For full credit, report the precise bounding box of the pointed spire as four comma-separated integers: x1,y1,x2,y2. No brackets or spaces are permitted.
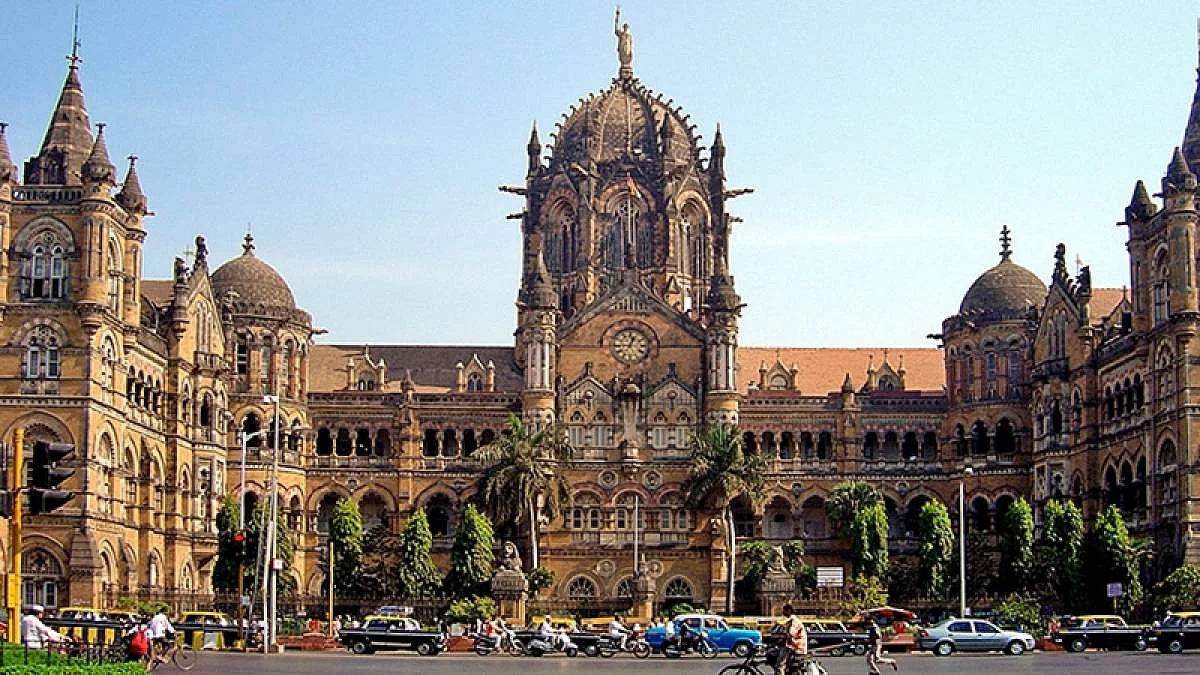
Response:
710,124,726,181
26,41,93,185
841,373,854,393
116,155,148,214
0,122,15,185
242,232,256,256
1124,179,1156,223
1185,18,1200,171
1163,146,1198,204
527,244,557,309
526,121,541,176
999,225,1012,261
81,121,115,185
1169,145,1193,179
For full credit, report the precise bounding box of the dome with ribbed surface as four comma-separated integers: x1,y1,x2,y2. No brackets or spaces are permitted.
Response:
210,234,296,310
959,258,1046,319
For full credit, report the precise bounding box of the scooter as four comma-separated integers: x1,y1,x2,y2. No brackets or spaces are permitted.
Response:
473,631,523,656
598,629,652,658
662,630,718,658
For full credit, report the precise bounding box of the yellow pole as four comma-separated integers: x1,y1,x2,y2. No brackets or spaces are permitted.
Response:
8,427,24,645
327,537,334,638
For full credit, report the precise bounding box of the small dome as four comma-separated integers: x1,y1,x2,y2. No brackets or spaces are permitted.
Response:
210,234,296,310
959,258,1046,319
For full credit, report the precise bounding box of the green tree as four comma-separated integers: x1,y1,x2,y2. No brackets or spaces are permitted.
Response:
840,574,888,615
443,503,495,598
998,497,1034,595
996,593,1044,634
682,425,767,614
916,500,955,600
1039,499,1084,609
444,596,498,623
213,493,241,592
394,508,443,597
828,481,888,579
1152,563,1200,611
249,498,296,595
1088,505,1145,614
329,497,364,595
527,566,556,596
475,414,573,569
360,524,400,596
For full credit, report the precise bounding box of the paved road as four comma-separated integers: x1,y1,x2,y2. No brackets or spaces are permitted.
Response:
183,650,1200,674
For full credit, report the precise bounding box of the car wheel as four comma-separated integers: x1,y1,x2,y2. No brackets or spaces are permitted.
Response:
1068,638,1086,653
1133,637,1148,652
1167,638,1184,654
350,640,370,655
1006,640,1026,656
830,645,845,657
934,641,954,656
583,644,599,657
852,643,868,656
732,641,752,659
416,642,435,656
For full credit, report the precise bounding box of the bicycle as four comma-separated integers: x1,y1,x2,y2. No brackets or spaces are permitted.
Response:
146,636,196,672
719,643,829,675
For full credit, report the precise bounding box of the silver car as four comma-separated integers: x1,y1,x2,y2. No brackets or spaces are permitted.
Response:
917,619,1037,656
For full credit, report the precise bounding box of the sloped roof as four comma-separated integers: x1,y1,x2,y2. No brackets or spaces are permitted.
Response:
308,344,520,393
1090,287,1125,320
141,279,175,307
737,347,945,394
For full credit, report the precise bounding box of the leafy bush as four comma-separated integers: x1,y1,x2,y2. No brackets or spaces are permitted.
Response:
662,602,696,619
444,595,498,623
1153,563,1200,611
527,566,555,596
0,643,145,674
996,593,1044,635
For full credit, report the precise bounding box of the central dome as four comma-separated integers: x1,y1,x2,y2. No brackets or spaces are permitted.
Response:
549,77,701,169
210,234,296,310
959,258,1046,319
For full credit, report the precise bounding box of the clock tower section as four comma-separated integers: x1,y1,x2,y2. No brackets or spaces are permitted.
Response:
507,19,748,456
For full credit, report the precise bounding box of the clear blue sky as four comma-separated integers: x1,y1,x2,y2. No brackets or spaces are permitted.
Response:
5,1,1199,347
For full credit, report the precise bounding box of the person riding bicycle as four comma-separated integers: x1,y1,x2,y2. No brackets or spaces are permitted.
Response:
774,604,808,675
608,614,629,651
147,610,176,664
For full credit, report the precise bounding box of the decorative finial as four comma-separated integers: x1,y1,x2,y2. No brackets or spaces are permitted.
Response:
0,122,7,134
127,154,137,167
242,231,255,256
96,121,106,135
999,225,1012,261
614,6,633,79
67,4,82,68
194,235,208,266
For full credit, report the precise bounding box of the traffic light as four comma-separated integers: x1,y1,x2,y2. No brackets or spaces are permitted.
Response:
29,441,75,514
233,530,247,562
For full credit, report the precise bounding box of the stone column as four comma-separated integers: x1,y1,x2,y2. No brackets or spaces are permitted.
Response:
490,568,528,627
631,565,656,621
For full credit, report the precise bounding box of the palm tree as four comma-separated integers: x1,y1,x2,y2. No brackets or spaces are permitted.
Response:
682,425,766,614
474,413,572,570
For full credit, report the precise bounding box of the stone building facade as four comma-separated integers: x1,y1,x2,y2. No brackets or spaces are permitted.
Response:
2,27,1199,612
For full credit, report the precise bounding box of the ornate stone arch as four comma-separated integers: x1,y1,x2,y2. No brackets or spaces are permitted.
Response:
12,216,76,253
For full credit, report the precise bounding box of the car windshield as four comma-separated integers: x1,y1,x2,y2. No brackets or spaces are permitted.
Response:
1162,616,1183,627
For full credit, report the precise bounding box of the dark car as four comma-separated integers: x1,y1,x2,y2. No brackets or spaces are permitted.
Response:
339,616,445,656
805,619,869,656
1153,612,1200,653
1052,615,1149,652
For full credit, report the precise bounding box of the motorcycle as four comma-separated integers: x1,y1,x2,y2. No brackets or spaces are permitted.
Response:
598,630,652,658
523,630,579,657
473,631,523,656
663,630,718,658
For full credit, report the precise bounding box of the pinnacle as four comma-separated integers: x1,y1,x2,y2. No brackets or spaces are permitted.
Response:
116,155,148,214
1168,146,1193,178
81,122,115,183
0,122,14,184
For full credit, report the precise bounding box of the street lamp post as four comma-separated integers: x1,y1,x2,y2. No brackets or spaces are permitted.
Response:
959,466,975,618
263,394,281,654
235,419,266,653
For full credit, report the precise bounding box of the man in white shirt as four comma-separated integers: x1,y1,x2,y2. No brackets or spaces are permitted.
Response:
147,610,176,662
21,605,67,649
608,615,629,651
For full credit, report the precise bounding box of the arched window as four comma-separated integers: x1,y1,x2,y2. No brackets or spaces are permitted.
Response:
662,577,694,601
922,431,938,459
335,428,351,456
1153,250,1169,326
995,418,1016,453
426,494,453,537
614,576,633,599
242,414,262,448
817,431,832,460
971,420,989,455
466,372,483,392
355,428,371,456
971,496,990,531
374,429,391,457
567,576,598,600
315,428,333,456
862,431,879,459
107,238,123,313
21,549,64,609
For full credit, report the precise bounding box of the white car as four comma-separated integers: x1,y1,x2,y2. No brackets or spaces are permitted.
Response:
917,618,1036,655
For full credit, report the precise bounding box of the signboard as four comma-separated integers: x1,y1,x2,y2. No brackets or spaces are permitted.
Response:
1106,582,1123,598
816,566,844,588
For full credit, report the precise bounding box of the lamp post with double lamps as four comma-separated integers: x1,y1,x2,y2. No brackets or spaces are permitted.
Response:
958,465,975,618
235,416,266,652
261,394,309,654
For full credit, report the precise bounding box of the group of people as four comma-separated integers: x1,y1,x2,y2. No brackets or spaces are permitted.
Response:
18,604,177,669
773,605,898,675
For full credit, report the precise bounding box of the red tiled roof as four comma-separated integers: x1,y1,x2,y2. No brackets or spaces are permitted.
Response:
309,344,520,393
738,347,945,394
1090,287,1126,320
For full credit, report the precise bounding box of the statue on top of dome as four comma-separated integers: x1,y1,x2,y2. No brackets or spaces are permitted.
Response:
615,7,633,79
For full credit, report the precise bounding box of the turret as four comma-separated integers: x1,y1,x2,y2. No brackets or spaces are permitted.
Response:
116,155,149,219
1163,147,1199,314
24,57,92,186
0,122,14,309
80,123,116,193
703,258,742,426
519,247,558,430
526,122,542,178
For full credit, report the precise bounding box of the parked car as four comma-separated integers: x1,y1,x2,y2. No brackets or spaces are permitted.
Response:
1052,614,1149,652
1153,611,1200,653
644,614,761,657
338,615,445,655
917,618,1036,656
805,618,869,656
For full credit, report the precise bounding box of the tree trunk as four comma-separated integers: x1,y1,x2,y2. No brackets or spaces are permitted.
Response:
725,505,736,614
529,499,539,570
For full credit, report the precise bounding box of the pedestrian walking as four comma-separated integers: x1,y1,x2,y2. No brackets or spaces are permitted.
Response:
864,614,898,673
